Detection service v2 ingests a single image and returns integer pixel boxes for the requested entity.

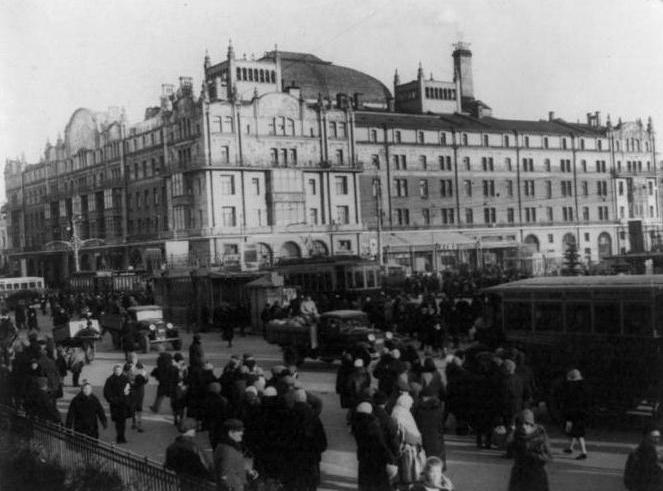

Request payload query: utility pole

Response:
[374,177,383,266]
[68,216,81,273]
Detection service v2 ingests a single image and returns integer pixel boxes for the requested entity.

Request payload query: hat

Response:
[223,419,244,432]
[245,385,258,396]
[356,402,373,414]
[271,365,286,376]
[516,409,535,427]
[243,353,254,360]
[391,349,401,360]
[263,386,278,397]
[353,358,364,368]
[396,378,410,393]
[373,390,388,406]
[173,352,184,362]
[503,359,516,375]
[179,418,197,432]
[567,369,583,382]
[209,382,222,394]
[193,334,201,341]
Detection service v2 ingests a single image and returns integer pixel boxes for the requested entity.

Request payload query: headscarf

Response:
[391,393,421,442]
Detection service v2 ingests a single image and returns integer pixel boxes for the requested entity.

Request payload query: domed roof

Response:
[263,51,391,105]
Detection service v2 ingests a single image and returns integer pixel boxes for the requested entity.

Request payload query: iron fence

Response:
[0,404,216,491]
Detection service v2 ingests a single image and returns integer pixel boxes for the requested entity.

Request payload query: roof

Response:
[484,274,663,293]
[320,310,368,319]
[261,51,392,105]
[128,305,162,311]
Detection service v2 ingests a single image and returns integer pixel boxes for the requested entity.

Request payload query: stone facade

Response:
[3,42,660,283]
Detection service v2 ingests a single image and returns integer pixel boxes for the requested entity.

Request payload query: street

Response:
[29,310,633,491]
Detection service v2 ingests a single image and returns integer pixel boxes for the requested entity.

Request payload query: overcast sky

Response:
[2,0,663,187]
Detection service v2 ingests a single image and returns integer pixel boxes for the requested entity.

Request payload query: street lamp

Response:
[66,215,82,273]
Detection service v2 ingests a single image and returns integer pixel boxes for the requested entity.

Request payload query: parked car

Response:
[101,305,181,353]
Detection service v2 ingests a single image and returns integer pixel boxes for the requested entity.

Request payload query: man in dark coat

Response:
[103,364,131,443]
[214,419,255,491]
[500,359,525,429]
[372,391,401,459]
[25,376,61,423]
[202,382,231,449]
[414,386,447,470]
[624,425,663,491]
[343,358,371,412]
[189,334,205,369]
[351,401,396,491]
[165,417,212,481]
[66,382,107,438]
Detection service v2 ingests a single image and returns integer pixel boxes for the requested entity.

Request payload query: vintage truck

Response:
[52,317,102,363]
[101,305,181,353]
[265,309,406,365]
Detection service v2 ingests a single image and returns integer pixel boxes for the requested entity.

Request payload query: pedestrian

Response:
[14,302,26,330]
[391,393,425,485]
[149,352,179,415]
[500,358,524,454]
[624,424,663,491]
[165,417,213,481]
[24,376,61,423]
[65,382,107,438]
[68,346,86,387]
[561,368,590,460]
[125,356,147,433]
[202,382,231,449]
[407,456,454,491]
[103,364,131,444]
[222,320,234,348]
[351,401,397,491]
[189,334,205,368]
[508,409,552,491]
[414,385,447,471]
[213,418,257,491]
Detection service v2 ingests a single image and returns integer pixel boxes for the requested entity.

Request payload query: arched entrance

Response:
[311,240,329,257]
[562,233,577,250]
[598,232,612,259]
[524,234,540,253]
[257,243,273,267]
[129,249,143,269]
[280,241,301,259]
[80,253,91,271]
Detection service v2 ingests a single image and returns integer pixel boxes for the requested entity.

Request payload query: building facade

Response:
[4,42,660,283]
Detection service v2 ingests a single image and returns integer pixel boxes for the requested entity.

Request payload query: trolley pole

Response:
[374,177,384,266]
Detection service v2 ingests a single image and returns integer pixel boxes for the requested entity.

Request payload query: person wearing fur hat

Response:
[560,368,590,459]
[165,417,212,481]
[213,419,257,491]
[508,409,552,491]
[351,401,397,491]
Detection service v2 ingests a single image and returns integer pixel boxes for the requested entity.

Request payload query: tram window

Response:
[594,303,621,335]
[504,302,531,331]
[14,283,20,290]
[623,303,651,336]
[336,269,345,290]
[324,273,333,291]
[29,282,35,288]
[534,303,562,331]
[367,270,376,288]
[566,303,591,333]
[346,271,354,289]
[354,270,364,289]
[0,285,4,290]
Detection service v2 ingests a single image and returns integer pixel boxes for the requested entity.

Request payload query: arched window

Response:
[462,134,468,146]
[280,241,301,259]
[524,234,540,253]
[598,232,612,259]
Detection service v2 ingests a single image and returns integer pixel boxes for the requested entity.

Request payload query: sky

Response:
[2,0,663,201]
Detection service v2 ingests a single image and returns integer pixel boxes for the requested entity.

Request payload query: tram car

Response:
[69,270,147,293]
[273,256,382,296]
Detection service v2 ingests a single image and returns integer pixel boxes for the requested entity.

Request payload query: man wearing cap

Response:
[66,382,107,439]
[103,364,131,444]
[165,417,212,481]
[214,418,256,491]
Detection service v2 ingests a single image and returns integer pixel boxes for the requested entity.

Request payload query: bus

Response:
[274,256,382,295]
[483,275,663,417]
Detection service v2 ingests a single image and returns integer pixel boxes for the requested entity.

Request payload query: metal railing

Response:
[0,404,216,491]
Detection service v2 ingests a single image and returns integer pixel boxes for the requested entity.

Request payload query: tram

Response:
[69,270,147,293]
[274,256,382,295]
[483,275,663,416]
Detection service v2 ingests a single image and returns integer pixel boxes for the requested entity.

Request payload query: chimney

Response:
[452,41,474,100]
[595,111,601,126]
[548,111,555,122]
[586,112,593,125]
[353,93,363,109]
[336,93,348,109]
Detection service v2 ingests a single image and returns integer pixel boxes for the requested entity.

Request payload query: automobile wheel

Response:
[141,335,150,354]
[84,342,95,363]
[172,339,182,350]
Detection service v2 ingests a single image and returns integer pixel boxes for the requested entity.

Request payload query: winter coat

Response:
[165,435,212,481]
[336,356,354,409]
[151,363,180,397]
[351,412,396,491]
[500,373,525,421]
[373,405,401,458]
[189,340,205,368]
[25,388,61,423]
[103,373,131,422]
[414,397,446,463]
[626,441,663,491]
[202,392,232,448]
[343,367,371,409]
[65,391,106,438]
[214,437,249,491]
[508,425,552,491]
[560,380,590,436]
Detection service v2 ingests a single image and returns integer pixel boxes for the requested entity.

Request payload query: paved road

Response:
[24,310,636,490]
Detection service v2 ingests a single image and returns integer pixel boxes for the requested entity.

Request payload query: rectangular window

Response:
[251,178,260,195]
[464,180,472,197]
[505,158,512,171]
[336,205,349,224]
[329,121,337,138]
[583,207,589,221]
[335,149,344,164]
[440,179,453,197]
[308,179,316,195]
[395,178,408,197]
[582,181,588,197]
[506,180,513,197]
[507,208,514,223]
[483,207,496,224]
[523,180,535,196]
[419,155,427,170]
[396,208,410,225]
[309,208,318,225]
[524,207,536,223]
[220,175,235,195]
[422,209,430,225]
[394,131,402,143]
[546,180,552,198]
[419,179,429,198]
[335,176,348,195]
[547,207,553,221]
[464,157,471,170]
[371,154,380,169]
[482,180,495,197]
[270,148,278,165]
[222,206,236,227]
[465,208,473,224]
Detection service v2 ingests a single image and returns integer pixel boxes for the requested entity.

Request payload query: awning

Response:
[382,230,477,253]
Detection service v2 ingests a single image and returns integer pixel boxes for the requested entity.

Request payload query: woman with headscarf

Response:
[391,393,425,485]
[508,409,552,491]
[560,368,590,460]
